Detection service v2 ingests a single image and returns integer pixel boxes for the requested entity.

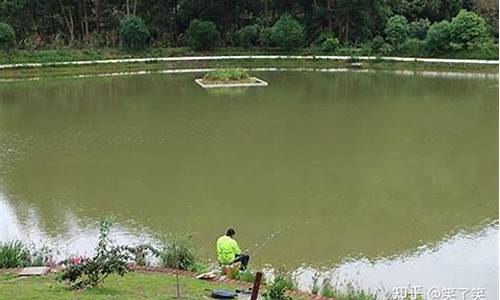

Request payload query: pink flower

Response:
[70,255,86,265]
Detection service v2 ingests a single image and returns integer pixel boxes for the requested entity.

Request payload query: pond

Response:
[0,70,498,298]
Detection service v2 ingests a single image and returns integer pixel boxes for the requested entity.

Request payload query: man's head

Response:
[226,228,236,237]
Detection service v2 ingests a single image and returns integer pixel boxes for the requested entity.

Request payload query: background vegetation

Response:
[0,0,497,60]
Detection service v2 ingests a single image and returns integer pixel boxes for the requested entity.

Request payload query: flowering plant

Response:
[58,219,132,289]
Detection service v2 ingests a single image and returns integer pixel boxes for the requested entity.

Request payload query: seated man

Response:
[216,228,250,270]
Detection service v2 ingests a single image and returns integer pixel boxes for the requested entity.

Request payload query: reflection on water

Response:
[1,194,497,299]
[0,192,158,258]
[294,221,498,299]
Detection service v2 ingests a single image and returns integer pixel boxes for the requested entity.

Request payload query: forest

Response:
[0,0,498,59]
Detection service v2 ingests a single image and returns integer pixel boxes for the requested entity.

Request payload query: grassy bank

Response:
[0,269,381,300]
[0,271,261,300]
[0,57,497,80]
[0,271,236,299]
[3,46,498,65]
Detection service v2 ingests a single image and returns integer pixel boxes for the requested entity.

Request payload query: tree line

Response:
[0,0,498,57]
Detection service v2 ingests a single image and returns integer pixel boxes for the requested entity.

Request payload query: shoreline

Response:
[0,267,331,300]
[1,67,497,84]
[0,55,498,70]
[0,56,497,81]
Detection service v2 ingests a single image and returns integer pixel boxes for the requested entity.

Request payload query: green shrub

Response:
[258,27,273,47]
[271,14,304,49]
[409,18,431,40]
[236,269,256,282]
[450,9,489,48]
[0,22,16,51]
[203,69,250,82]
[385,15,409,48]
[59,219,132,289]
[236,25,259,47]
[426,20,452,54]
[321,37,340,53]
[358,43,373,56]
[447,41,499,59]
[159,232,199,271]
[371,35,385,52]
[321,280,335,297]
[0,241,29,268]
[262,270,295,300]
[371,35,392,55]
[472,41,498,59]
[186,19,220,50]
[400,38,426,57]
[119,16,150,51]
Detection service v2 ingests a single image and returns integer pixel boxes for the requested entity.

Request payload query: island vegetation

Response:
[201,69,257,84]
[0,0,498,66]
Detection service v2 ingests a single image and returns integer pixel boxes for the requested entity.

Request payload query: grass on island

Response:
[202,69,255,84]
[0,271,260,300]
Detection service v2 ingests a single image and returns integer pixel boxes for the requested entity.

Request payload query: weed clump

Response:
[0,241,29,268]
[159,232,205,272]
[203,69,251,82]
[262,270,295,300]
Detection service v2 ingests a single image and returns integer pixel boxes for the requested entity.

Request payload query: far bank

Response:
[0,53,498,80]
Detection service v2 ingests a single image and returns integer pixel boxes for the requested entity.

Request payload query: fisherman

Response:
[216,228,250,270]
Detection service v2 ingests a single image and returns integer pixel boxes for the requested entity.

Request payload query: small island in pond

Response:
[195,69,268,88]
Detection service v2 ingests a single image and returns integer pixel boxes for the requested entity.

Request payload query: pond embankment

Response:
[0,55,497,80]
[0,55,497,70]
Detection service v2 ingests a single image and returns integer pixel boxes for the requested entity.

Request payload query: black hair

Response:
[226,228,236,237]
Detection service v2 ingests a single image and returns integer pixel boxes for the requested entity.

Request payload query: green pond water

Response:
[0,70,498,296]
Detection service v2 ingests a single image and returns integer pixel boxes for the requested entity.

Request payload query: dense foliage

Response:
[119,16,150,50]
[385,15,410,48]
[186,19,220,50]
[449,9,490,48]
[258,27,273,47]
[271,14,305,49]
[0,1,497,58]
[426,20,453,54]
[236,25,259,47]
[0,22,15,50]
[409,18,431,40]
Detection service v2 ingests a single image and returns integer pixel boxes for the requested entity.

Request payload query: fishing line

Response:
[249,219,319,258]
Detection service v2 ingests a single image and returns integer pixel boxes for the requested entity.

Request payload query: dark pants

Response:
[233,254,250,269]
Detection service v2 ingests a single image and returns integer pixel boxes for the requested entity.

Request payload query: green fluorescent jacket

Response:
[216,235,241,264]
